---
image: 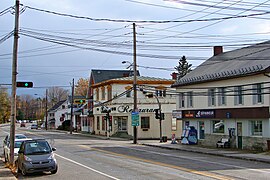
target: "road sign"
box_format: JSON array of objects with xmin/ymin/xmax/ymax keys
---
[{"xmin": 131, "ymin": 112, "xmax": 139, "ymax": 126}]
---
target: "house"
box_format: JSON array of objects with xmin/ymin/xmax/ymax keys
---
[
  {"xmin": 47, "ymin": 100, "xmax": 68, "ymax": 129},
  {"xmin": 172, "ymin": 42, "xmax": 270, "ymax": 151},
  {"xmin": 84, "ymin": 69, "xmax": 181, "ymax": 139}
]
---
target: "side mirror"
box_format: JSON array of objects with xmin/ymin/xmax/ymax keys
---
[{"xmin": 52, "ymin": 147, "xmax": 56, "ymax": 151}]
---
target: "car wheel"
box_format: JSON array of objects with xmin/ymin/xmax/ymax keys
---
[
  {"xmin": 51, "ymin": 165, "xmax": 58, "ymax": 174},
  {"xmin": 21, "ymin": 165, "xmax": 27, "ymax": 176}
]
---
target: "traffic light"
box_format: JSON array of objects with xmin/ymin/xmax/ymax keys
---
[
  {"xmin": 16, "ymin": 81, "xmax": 33, "ymax": 88},
  {"xmin": 161, "ymin": 113, "xmax": 165, "ymax": 120},
  {"xmin": 74, "ymin": 99, "xmax": 86, "ymax": 104},
  {"xmin": 154, "ymin": 109, "xmax": 160, "ymax": 119}
]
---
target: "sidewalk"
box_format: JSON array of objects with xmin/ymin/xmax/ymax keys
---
[{"xmin": 0, "ymin": 158, "xmax": 16, "ymax": 180}]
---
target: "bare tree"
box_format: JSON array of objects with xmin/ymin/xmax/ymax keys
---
[{"xmin": 47, "ymin": 87, "xmax": 69, "ymax": 107}]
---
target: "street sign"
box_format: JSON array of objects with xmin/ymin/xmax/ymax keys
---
[{"xmin": 131, "ymin": 112, "xmax": 139, "ymax": 126}]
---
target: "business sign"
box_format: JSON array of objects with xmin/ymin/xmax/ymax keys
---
[
  {"xmin": 172, "ymin": 110, "xmax": 182, "ymax": 119},
  {"xmin": 131, "ymin": 112, "xmax": 139, "ymax": 126},
  {"xmin": 183, "ymin": 110, "xmax": 215, "ymax": 118},
  {"xmin": 195, "ymin": 110, "xmax": 215, "ymax": 118}
]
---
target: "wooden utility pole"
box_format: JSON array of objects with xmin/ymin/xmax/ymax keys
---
[
  {"xmin": 133, "ymin": 23, "xmax": 138, "ymax": 144},
  {"xmin": 9, "ymin": 0, "xmax": 20, "ymax": 165},
  {"xmin": 45, "ymin": 89, "xmax": 48, "ymax": 130},
  {"xmin": 70, "ymin": 78, "xmax": 74, "ymax": 134}
]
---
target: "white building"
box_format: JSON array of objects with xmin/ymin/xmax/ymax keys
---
[
  {"xmin": 84, "ymin": 69, "xmax": 182, "ymax": 140},
  {"xmin": 172, "ymin": 43, "xmax": 270, "ymax": 151}
]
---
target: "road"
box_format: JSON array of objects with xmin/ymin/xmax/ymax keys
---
[{"xmin": 1, "ymin": 123, "xmax": 270, "ymax": 180}]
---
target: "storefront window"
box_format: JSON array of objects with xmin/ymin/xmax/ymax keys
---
[
  {"xmin": 213, "ymin": 120, "xmax": 224, "ymax": 133},
  {"xmin": 251, "ymin": 120, "xmax": 262, "ymax": 136},
  {"xmin": 141, "ymin": 117, "xmax": 150, "ymax": 129}
]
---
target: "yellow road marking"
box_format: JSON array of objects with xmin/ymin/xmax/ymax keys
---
[{"xmin": 78, "ymin": 145, "xmax": 234, "ymax": 180}]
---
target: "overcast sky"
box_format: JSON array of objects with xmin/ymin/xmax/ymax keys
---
[{"xmin": 1, "ymin": 0, "xmax": 270, "ymax": 96}]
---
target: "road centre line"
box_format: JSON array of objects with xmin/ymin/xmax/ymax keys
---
[
  {"xmin": 79, "ymin": 145, "xmax": 233, "ymax": 180},
  {"xmin": 55, "ymin": 153, "xmax": 120, "ymax": 180},
  {"xmin": 125, "ymin": 146, "xmax": 270, "ymax": 174}
]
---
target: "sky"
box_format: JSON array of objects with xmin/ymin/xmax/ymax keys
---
[{"xmin": 1, "ymin": 0, "xmax": 270, "ymax": 97}]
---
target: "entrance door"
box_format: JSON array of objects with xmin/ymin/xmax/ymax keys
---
[
  {"xmin": 237, "ymin": 122, "xmax": 243, "ymax": 149},
  {"xmin": 198, "ymin": 121, "xmax": 205, "ymax": 139},
  {"xmin": 117, "ymin": 116, "xmax": 128, "ymax": 131}
]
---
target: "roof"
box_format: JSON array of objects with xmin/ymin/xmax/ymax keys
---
[
  {"xmin": 48, "ymin": 100, "xmax": 67, "ymax": 112},
  {"xmin": 90, "ymin": 69, "xmax": 140, "ymax": 84},
  {"xmin": 92, "ymin": 76, "xmax": 175, "ymax": 87},
  {"xmin": 172, "ymin": 40, "xmax": 270, "ymax": 87}
]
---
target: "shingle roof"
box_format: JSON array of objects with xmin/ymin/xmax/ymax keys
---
[
  {"xmin": 48, "ymin": 100, "xmax": 66, "ymax": 112},
  {"xmin": 91, "ymin": 69, "xmax": 140, "ymax": 84},
  {"xmin": 172, "ymin": 40, "xmax": 270, "ymax": 87},
  {"xmin": 112, "ymin": 76, "xmax": 174, "ymax": 82}
]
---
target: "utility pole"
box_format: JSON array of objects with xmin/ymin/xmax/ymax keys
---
[
  {"xmin": 70, "ymin": 78, "xmax": 74, "ymax": 134},
  {"xmin": 45, "ymin": 89, "xmax": 48, "ymax": 130},
  {"xmin": 133, "ymin": 22, "xmax": 138, "ymax": 144},
  {"xmin": 9, "ymin": 0, "xmax": 20, "ymax": 165}
]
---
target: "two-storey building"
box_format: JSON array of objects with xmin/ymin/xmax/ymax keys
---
[{"xmin": 172, "ymin": 42, "xmax": 270, "ymax": 151}]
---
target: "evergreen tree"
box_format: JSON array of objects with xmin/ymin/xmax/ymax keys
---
[{"xmin": 174, "ymin": 56, "xmax": 192, "ymax": 80}]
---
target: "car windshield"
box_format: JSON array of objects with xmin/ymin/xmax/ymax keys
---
[
  {"xmin": 15, "ymin": 134, "xmax": 27, "ymax": 139},
  {"xmin": 15, "ymin": 141, "xmax": 23, "ymax": 148},
  {"xmin": 25, "ymin": 141, "xmax": 52, "ymax": 155}
]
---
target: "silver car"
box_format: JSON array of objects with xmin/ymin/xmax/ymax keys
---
[{"xmin": 16, "ymin": 139, "xmax": 58, "ymax": 176}]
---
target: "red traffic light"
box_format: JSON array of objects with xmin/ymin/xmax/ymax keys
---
[{"xmin": 16, "ymin": 82, "xmax": 33, "ymax": 88}]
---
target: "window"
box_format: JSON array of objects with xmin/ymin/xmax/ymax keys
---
[
  {"xmin": 172, "ymin": 118, "xmax": 177, "ymax": 131},
  {"xmin": 213, "ymin": 120, "xmax": 224, "ymax": 133},
  {"xmin": 235, "ymin": 86, "xmax": 243, "ymax": 105},
  {"xmin": 96, "ymin": 89, "xmax": 99, "ymax": 101},
  {"xmin": 251, "ymin": 120, "xmax": 262, "ymax": 136},
  {"xmin": 179, "ymin": 93, "xmax": 185, "ymax": 108},
  {"xmin": 218, "ymin": 87, "xmax": 226, "ymax": 106},
  {"xmin": 101, "ymin": 87, "xmax": 105, "ymax": 100},
  {"xmin": 187, "ymin": 91, "xmax": 193, "ymax": 107},
  {"xmin": 141, "ymin": 117, "xmax": 150, "ymax": 129},
  {"xmin": 253, "ymin": 83, "xmax": 263, "ymax": 104},
  {"xmin": 155, "ymin": 86, "xmax": 166, "ymax": 97},
  {"xmin": 208, "ymin": 88, "xmax": 216, "ymax": 106},
  {"xmin": 125, "ymin": 86, "xmax": 132, "ymax": 98},
  {"xmin": 97, "ymin": 116, "xmax": 100, "ymax": 130},
  {"xmin": 107, "ymin": 86, "xmax": 112, "ymax": 101}
]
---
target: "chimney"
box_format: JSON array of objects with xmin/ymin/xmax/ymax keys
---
[
  {"xmin": 213, "ymin": 46, "xmax": 223, "ymax": 56},
  {"xmin": 171, "ymin": 72, "xmax": 178, "ymax": 80}
]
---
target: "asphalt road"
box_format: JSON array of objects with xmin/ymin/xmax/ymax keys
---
[{"xmin": 1, "ymin": 124, "xmax": 270, "ymax": 180}]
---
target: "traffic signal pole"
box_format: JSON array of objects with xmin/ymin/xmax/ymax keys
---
[
  {"xmin": 70, "ymin": 78, "xmax": 74, "ymax": 134},
  {"xmin": 9, "ymin": 0, "xmax": 20, "ymax": 166}
]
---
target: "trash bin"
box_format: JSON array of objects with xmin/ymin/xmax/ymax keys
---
[
  {"xmin": 267, "ymin": 140, "xmax": 270, "ymax": 151},
  {"xmin": 162, "ymin": 136, "xmax": 167, "ymax": 142}
]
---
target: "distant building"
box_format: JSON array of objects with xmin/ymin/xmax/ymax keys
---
[{"xmin": 172, "ymin": 42, "xmax": 270, "ymax": 151}]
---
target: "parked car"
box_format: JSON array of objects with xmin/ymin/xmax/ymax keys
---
[
  {"xmin": 20, "ymin": 123, "xmax": 26, "ymax": 127},
  {"xmin": 3, "ymin": 134, "xmax": 28, "ymax": 162},
  {"xmin": 16, "ymin": 139, "xmax": 58, "ymax": 176},
  {"xmin": 31, "ymin": 124, "xmax": 38, "ymax": 129},
  {"xmin": 3, "ymin": 134, "xmax": 27, "ymax": 149},
  {"xmin": 4, "ymin": 138, "xmax": 32, "ymax": 163}
]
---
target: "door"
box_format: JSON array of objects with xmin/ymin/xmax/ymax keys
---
[
  {"xmin": 117, "ymin": 116, "xmax": 128, "ymax": 131},
  {"xmin": 198, "ymin": 121, "xmax": 205, "ymax": 139},
  {"xmin": 237, "ymin": 122, "xmax": 243, "ymax": 149}
]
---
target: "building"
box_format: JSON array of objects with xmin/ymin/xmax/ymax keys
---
[
  {"xmin": 172, "ymin": 42, "xmax": 270, "ymax": 151},
  {"xmin": 85, "ymin": 69, "xmax": 181, "ymax": 139},
  {"xmin": 47, "ymin": 100, "xmax": 68, "ymax": 129}
]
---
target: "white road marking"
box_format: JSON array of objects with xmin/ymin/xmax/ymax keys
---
[{"xmin": 55, "ymin": 153, "xmax": 120, "ymax": 180}]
